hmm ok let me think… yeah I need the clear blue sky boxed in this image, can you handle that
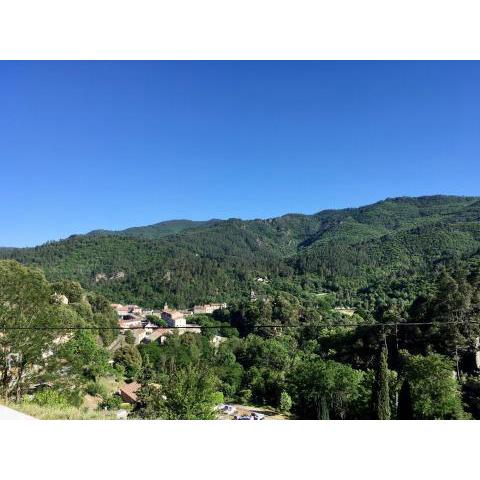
[1,61,479,247]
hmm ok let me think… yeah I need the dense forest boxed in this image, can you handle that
[1,258,480,419]
[2,195,480,310]
[2,195,480,419]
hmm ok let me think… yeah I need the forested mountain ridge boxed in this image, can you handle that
[87,219,222,239]
[2,195,480,308]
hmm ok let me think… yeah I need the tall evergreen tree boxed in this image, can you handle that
[398,379,413,420]
[372,341,391,420]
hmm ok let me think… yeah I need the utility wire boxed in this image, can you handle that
[0,321,478,331]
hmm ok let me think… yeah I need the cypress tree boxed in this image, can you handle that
[397,379,413,420]
[314,392,330,420]
[140,353,154,384]
[372,342,391,420]
[318,395,330,420]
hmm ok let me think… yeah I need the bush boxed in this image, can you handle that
[85,381,108,398]
[114,363,126,380]
[124,330,135,346]
[146,314,167,327]
[114,344,143,380]
[402,352,468,419]
[279,391,292,414]
[238,388,252,404]
[213,391,224,405]
[99,394,123,411]
[29,389,71,408]
[288,357,366,419]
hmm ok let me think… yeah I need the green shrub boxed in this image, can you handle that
[29,389,71,408]
[279,391,292,414]
[238,388,252,404]
[213,391,224,405]
[99,394,123,411]
[85,381,108,398]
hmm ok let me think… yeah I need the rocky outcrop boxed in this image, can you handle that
[94,271,125,282]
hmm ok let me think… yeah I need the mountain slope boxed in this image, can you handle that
[2,195,479,308]
[87,219,221,239]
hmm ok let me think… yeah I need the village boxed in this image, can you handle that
[108,301,283,420]
[111,301,227,345]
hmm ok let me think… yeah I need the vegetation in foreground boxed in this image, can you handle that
[2,258,479,420]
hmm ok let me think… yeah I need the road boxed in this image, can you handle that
[0,405,36,420]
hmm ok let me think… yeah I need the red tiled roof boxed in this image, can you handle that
[162,309,185,320]
[120,382,141,402]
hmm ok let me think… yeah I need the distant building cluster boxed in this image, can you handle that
[110,301,227,346]
[109,301,229,409]
[192,302,227,315]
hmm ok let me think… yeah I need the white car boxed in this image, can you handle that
[234,415,253,420]
[222,404,237,415]
[251,412,265,420]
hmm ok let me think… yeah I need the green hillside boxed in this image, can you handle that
[2,195,480,309]
[87,219,220,239]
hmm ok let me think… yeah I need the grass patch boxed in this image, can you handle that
[4,402,117,420]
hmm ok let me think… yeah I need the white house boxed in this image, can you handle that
[161,307,187,328]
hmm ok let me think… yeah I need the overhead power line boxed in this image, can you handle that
[0,321,478,331]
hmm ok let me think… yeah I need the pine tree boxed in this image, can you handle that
[372,341,391,420]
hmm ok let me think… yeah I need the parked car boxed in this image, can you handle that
[251,412,265,420]
[217,404,237,415]
[223,405,237,415]
[234,415,253,420]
